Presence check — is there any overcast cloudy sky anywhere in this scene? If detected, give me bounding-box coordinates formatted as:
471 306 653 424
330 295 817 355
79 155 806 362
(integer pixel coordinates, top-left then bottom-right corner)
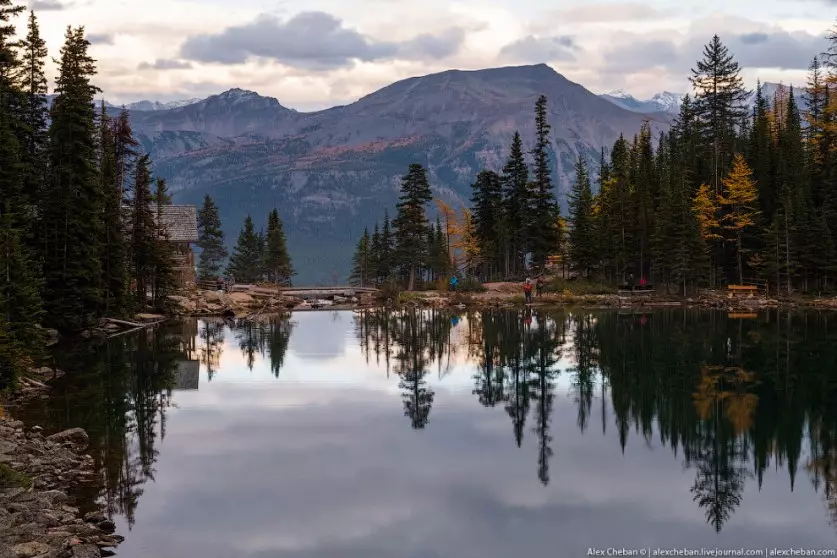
18 0 837 110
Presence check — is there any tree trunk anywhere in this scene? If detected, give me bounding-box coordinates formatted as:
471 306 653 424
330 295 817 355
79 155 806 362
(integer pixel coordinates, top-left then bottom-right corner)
408 266 415 291
737 232 744 285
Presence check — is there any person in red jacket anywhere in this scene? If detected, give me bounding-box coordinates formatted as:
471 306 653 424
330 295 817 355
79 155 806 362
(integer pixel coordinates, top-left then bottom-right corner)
523 278 533 304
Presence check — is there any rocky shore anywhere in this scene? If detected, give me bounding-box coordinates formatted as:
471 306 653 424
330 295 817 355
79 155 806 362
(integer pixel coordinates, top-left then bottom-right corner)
0 413 121 558
161 283 837 317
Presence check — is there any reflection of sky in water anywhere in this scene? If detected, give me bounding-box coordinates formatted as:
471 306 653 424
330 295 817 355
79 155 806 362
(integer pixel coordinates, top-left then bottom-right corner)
114 311 837 558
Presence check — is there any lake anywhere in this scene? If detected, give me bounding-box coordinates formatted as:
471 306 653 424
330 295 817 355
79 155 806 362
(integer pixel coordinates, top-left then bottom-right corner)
15 309 837 557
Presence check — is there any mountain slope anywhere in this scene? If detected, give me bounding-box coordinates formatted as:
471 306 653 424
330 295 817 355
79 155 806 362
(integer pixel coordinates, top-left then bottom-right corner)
129 64 669 284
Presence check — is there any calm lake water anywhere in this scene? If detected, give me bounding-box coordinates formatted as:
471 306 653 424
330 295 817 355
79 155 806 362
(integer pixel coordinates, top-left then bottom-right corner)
14 309 837 557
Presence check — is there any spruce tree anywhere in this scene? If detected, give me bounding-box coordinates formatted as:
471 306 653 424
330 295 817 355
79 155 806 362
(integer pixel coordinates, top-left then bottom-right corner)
14 10 48 240
501 131 530 276
349 228 371 286
227 215 263 283
131 154 156 307
264 208 294 285
197 194 227 281
370 223 382 284
378 212 394 283
568 156 596 277
152 175 176 306
393 163 433 290
42 27 103 331
99 102 129 315
470 170 503 279
689 35 749 192
529 95 560 272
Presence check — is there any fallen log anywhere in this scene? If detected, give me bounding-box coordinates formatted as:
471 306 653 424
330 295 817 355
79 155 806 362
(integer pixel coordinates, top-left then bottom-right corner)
104 317 146 328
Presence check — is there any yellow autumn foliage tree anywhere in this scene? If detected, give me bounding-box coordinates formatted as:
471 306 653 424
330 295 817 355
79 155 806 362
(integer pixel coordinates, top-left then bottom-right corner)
719 154 761 284
434 199 457 262
451 207 481 274
691 184 722 241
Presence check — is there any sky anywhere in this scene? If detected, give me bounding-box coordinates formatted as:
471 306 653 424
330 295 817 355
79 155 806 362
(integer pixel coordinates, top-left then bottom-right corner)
16 0 837 111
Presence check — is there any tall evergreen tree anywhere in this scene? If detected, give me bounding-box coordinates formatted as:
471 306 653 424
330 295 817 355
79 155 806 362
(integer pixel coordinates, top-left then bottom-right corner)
529 95 560 271
14 10 48 237
689 35 749 193
42 27 103 331
470 170 504 279
196 195 227 281
501 131 530 276
264 208 294 285
349 227 371 286
227 215 263 283
99 102 129 315
130 154 156 307
393 163 433 290
568 156 596 277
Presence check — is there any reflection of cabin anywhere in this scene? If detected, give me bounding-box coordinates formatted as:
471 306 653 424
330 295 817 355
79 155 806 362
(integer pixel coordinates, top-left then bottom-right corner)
155 205 198 287
172 359 199 390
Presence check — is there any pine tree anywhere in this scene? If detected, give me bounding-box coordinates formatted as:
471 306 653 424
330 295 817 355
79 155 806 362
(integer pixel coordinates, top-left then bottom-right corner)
14 10 48 240
227 215 263 283
568 156 596 277
719 154 760 284
130 154 156 307
349 228 371 286
529 95 560 271
690 35 749 193
264 208 294 285
393 163 433 290
196 194 227 281
501 132 530 276
42 27 103 331
470 170 504 279
99 102 129 315
378 212 394 283
152 175 176 306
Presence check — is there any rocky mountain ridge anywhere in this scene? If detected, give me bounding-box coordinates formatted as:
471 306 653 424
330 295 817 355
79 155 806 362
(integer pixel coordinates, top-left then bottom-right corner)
118 64 667 283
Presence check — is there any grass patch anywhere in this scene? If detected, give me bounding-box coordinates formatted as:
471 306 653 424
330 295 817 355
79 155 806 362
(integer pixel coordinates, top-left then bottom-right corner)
397 291 426 304
0 463 33 490
547 278 615 295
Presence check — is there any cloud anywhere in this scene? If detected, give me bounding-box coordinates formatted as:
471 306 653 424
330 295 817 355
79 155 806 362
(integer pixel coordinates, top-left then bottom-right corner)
138 58 193 70
87 33 115 45
29 0 68 10
498 35 579 63
601 25 828 79
179 11 465 71
554 2 670 23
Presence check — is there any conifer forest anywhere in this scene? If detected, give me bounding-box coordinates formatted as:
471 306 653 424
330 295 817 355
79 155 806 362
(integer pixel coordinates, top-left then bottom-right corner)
353 33 837 299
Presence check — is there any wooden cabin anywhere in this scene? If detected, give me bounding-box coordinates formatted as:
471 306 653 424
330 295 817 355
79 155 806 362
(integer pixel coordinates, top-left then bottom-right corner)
156 205 199 287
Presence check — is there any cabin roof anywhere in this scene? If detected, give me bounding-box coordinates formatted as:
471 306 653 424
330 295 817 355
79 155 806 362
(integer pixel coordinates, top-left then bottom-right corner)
157 205 198 242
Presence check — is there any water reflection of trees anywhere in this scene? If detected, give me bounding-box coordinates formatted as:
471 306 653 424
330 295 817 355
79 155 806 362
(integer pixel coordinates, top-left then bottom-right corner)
355 308 837 533
224 315 295 377
19 323 183 527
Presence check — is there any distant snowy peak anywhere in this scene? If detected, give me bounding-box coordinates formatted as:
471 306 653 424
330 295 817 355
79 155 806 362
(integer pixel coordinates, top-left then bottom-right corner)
124 98 203 111
649 92 682 112
599 89 682 114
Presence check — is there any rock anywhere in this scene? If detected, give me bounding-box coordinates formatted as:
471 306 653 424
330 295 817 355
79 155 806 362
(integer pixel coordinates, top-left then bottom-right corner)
228 292 254 304
45 429 89 448
95 520 115 533
0 543 14 558
70 545 100 558
11 542 51 558
0 440 17 454
83 513 105 524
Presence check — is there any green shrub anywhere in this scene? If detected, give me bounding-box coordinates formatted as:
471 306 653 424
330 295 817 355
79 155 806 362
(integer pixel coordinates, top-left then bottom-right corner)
456 276 487 293
0 463 32 489
375 280 402 302
547 277 615 295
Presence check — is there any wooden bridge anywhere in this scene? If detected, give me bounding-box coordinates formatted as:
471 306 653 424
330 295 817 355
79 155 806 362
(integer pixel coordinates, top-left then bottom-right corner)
197 281 378 298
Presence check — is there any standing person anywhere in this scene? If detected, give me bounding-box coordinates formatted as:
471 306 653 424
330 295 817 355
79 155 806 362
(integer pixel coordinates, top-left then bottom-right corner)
450 275 459 292
536 277 544 297
523 278 533 304
640 276 647 287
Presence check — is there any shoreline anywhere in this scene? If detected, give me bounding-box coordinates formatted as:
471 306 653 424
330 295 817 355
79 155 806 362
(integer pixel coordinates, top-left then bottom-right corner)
161 285 837 318
1 376 123 558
